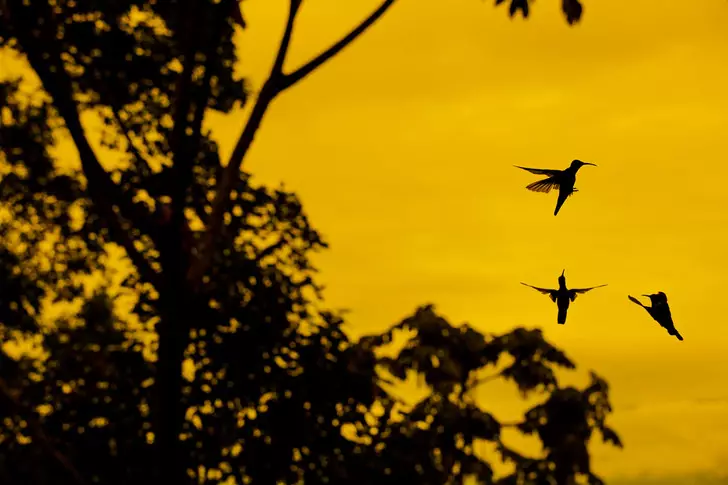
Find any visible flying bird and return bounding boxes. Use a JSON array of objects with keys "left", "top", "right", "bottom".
[
  {"left": 515, "top": 159, "right": 596, "bottom": 215},
  {"left": 521, "top": 270, "right": 607, "bottom": 324},
  {"left": 628, "top": 292, "right": 683, "bottom": 341}
]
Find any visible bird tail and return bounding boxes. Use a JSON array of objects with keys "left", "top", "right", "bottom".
[
  {"left": 673, "top": 330, "right": 684, "bottom": 341},
  {"left": 557, "top": 307, "right": 567, "bottom": 324},
  {"left": 554, "top": 191, "right": 569, "bottom": 216}
]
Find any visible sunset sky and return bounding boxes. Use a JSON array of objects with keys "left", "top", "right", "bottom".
[
  {"left": 210, "top": 0, "right": 728, "bottom": 482},
  {"left": 3, "top": 0, "right": 728, "bottom": 483}
]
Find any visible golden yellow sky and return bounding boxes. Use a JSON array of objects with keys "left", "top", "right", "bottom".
[
  {"left": 208, "top": 0, "right": 728, "bottom": 482},
  {"left": 3, "top": 0, "right": 728, "bottom": 482}
]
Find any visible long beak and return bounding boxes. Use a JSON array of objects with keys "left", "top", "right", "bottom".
[
  {"left": 583, "top": 162, "right": 597, "bottom": 167},
  {"left": 561, "top": 269, "right": 565, "bottom": 276},
  {"left": 641, "top": 294, "right": 652, "bottom": 297}
]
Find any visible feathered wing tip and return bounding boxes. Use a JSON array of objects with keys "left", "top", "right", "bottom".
[
  {"left": 514, "top": 165, "right": 561, "bottom": 176},
  {"left": 526, "top": 178, "right": 559, "bottom": 193},
  {"left": 521, "top": 283, "right": 558, "bottom": 302}
]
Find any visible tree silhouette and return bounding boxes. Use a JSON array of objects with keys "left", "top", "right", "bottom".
[{"left": 0, "top": 1, "right": 619, "bottom": 484}]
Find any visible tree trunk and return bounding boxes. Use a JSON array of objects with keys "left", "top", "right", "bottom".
[
  {"left": 155, "top": 227, "right": 197, "bottom": 484},
  {"left": 155, "top": 303, "right": 189, "bottom": 484}
]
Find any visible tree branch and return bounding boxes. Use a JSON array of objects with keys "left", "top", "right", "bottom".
[
  {"left": 281, "top": 0, "right": 396, "bottom": 91},
  {"left": 150, "top": 4, "right": 224, "bottom": 485},
  {"left": 94, "top": 70, "right": 155, "bottom": 178},
  {"left": 273, "top": 0, "right": 302, "bottom": 74},
  {"left": 499, "top": 421, "right": 524, "bottom": 428},
  {"left": 188, "top": 0, "right": 397, "bottom": 287},
  {"left": 458, "top": 370, "right": 504, "bottom": 402},
  {"left": 187, "top": 0, "right": 302, "bottom": 287},
  {"left": 6, "top": 3, "right": 161, "bottom": 289},
  {"left": 110, "top": 107, "right": 153, "bottom": 180},
  {"left": 33, "top": 58, "right": 161, "bottom": 288},
  {"left": 167, "top": 0, "right": 206, "bottom": 175},
  {"left": 104, "top": 208, "right": 162, "bottom": 289},
  {"left": 164, "top": 0, "right": 233, "bottom": 268}
]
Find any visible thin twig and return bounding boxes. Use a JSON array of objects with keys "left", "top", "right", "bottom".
[
  {"left": 188, "top": 0, "right": 399, "bottom": 286},
  {"left": 186, "top": 0, "right": 302, "bottom": 286},
  {"left": 110, "top": 107, "right": 153, "bottom": 179},
  {"left": 281, "top": 0, "right": 396, "bottom": 90}
]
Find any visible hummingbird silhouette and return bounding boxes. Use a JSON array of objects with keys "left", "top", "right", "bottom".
[
  {"left": 628, "top": 292, "right": 683, "bottom": 341},
  {"left": 521, "top": 270, "right": 607, "bottom": 324},
  {"left": 515, "top": 159, "right": 596, "bottom": 215}
]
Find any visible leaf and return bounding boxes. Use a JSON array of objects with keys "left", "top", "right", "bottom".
[
  {"left": 509, "top": 0, "right": 529, "bottom": 18},
  {"left": 466, "top": 407, "right": 502, "bottom": 441},
  {"left": 562, "top": 0, "right": 584, "bottom": 24},
  {"left": 600, "top": 425, "right": 623, "bottom": 448},
  {"left": 500, "top": 359, "right": 558, "bottom": 394},
  {"left": 588, "top": 472, "right": 606, "bottom": 485},
  {"left": 378, "top": 356, "right": 407, "bottom": 380},
  {"left": 461, "top": 455, "right": 494, "bottom": 483}
]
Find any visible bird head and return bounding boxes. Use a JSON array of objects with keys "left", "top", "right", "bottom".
[
  {"left": 642, "top": 292, "right": 668, "bottom": 305},
  {"left": 558, "top": 269, "right": 566, "bottom": 284},
  {"left": 571, "top": 159, "right": 596, "bottom": 170}
]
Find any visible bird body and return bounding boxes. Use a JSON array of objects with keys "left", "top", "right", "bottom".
[
  {"left": 628, "top": 292, "right": 683, "bottom": 341},
  {"left": 515, "top": 159, "right": 596, "bottom": 215},
  {"left": 521, "top": 270, "right": 606, "bottom": 324}
]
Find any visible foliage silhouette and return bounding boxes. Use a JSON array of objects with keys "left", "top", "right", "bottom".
[{"left": 1, "top": 0, "right": 617, "bottom": 484}]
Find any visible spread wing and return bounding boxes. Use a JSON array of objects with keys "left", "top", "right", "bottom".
[
  {"left": 526, "top": 177, "right": 560, "bottom": 194},
  {"left": 514, "top": 166, "right": 562, "bottom": 176},
  {"left": 569, "top": 284, "right": 607, "bottom": 301},
  {"left": 514, "top": 167, "right": 563, "bottom": 194},
  {"left": 521, "top": 283, "right": 558, "bottom": 302}
]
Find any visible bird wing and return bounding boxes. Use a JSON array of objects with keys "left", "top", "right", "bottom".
[
  {"left": 568, "top": 284, "right": 607, "bottom": 301},
  {"left": 521, "top": 283, "right": 558, "bottom": 302},
  {"left": 514, "top": 166, "right": 562, "bottom": 176},
  {"left": 526, "top": 177, "right": 560, "bottom": 194}
]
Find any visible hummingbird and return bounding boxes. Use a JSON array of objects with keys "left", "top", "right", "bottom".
[
  {"left": 628, "top": 292, "right": 683, "bottom": 341},
  {"left": 515, "top": 159, "right": 597, "bottom": 215},
  {"left": 521, "top": 270, "right": 607, "bottom": 324}
]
